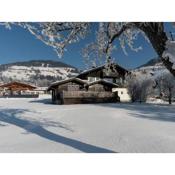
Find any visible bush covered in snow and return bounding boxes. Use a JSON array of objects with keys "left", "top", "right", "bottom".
[{"left": 126, "top": 75, "right": 153, "bottom": 103}]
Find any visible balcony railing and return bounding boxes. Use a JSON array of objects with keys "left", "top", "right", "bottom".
[{"left": 62, "top": 90, "right": 116, "bottom": 98}]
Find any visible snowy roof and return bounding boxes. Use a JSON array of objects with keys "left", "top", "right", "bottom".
[
  {"left": 47, "top": 77, "right": 87, "bottom": 91},
  {"left": 0, "top": 81, "right": 37, "bottom": 89},
  {"left": 77, "top": 63, "right": 128, "bottom": 79}
]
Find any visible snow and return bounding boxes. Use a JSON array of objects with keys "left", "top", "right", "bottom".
[
  {"left": 146, "top": 98, "right": 174, "bottom": 104},
  {"left": 0, "top": 95, "right": 175, "bottom": 153},
  {"left": 162, "top": 40, "right": 175, "bottom": 69},
  {"left": 1, "top": 66, "right": 78, "bottom": 81}
]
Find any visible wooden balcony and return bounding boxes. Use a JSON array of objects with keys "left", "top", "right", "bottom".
[{"left": 53, "top": 90, "right": 119, "bottom": 104}]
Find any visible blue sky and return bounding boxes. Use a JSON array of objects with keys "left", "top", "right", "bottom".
[{"left": 0, "top": 23, "right": 173, "bottom": 69}]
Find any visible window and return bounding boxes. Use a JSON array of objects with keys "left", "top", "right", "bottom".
[
  {"left": 88, "top": 77, "right": 95, "bottom": 82},
  {"left": 95, "top": 77, "right": 101, "bottom": 81},
  {"left": 121, "top": 91, "right": 123, "bottom": 94}
]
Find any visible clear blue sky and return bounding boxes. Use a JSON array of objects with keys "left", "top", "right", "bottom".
[{"left": 0, "top": 22, "right": 173, "bottom": 70}]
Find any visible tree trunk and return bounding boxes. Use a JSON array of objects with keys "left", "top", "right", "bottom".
[
  {"left": 134, "top": 22, "right": 175, "bottom": 77},
  {"left": 168, "top": 88, "right": 172, "bottom": 104}
]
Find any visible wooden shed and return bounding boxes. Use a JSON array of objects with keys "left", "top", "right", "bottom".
[
  {"left": 48, "top": 78, "right": 119, "bottom": 104},
  {"left": 47, "top": 78, "right": 87, "bottom": 104}
]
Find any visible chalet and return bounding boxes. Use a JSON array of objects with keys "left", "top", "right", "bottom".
[
  {"left": 48, "top": 63, "right": 131, "bottom": 104},
  {"left": 47, "top": 78, "right": 119, "bottom": 104},
  {"left": 0, "top": 81, "right": 38, "bottom": 98},
  {"left": 77, "top": 63, "right": 131, "bottom": 102}
]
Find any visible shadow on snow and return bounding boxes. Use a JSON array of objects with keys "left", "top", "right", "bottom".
[
  {"left": 94, "top": 103, "right": 175, "bottom": 123},
  {"left": 29, "top": 98, "right": 53, "bottom": 105},
  {"left": 0, "top": 108, "right": 115, "bottom": 153}
]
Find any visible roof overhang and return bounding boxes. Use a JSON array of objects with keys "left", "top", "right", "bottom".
[
  {"left": 47, "top": 78, "right": 87, "bottom": 91},
  {"left": 86, "top": 79, "right": 119, "bottom": 88}
]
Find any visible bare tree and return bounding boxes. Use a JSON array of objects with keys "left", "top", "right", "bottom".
[
  {"left": 127, "top": 78, "right": 140, "bottom": 102},
  {"left": 83, "top": 22, "right": 175, "bottom": 77},
  {"left": 155, "top": 73, "right": 175, "bottom": 104},
  {"left": 126, "top": 75, "right": 152, "bottom": 103}
]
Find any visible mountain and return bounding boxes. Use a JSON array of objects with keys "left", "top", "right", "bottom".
[
  {"left": 132, "top": 57, "right": 169, "bottom": 79},
  {"left": 137, "top": 57, "right": 162, "bottom": 68},
  {"left": 0, "top": 60, "right": 79, "bottom": 86}
]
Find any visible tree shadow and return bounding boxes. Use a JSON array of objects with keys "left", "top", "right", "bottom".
[
  {"left": 29, "top": 98, "right": 53, "bottom": 105},
  {"left": 93, "top": 103, "right": 175, "bottom": 123},
  {"left": 22, "top": 117, "right": 75, "bottom": 133},
  {"left": 0, "top": 108, "right": 115, "bottom": 153}
]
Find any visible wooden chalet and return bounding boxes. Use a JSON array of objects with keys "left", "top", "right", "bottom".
[
  {"left": 48, "top": 78, "right": 119, "bottom": 104},
  {"left": 0, "top": 81, "right": 38, "bottom": 98},
  {"left": 47, "top": 63, "right": 129, "bottom": 104}
]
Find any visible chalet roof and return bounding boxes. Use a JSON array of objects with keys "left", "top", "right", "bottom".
[
  {"left": 47, "top": 77, "right": 87, "bottom": 91},
  {"left": 86, "top": 79, "right": 119, "bottom": 88},
  {"left": 0, "top": 81, "right": 37, "bottom": 89},
  {"left": 77, "top": 63, "right": 129, "bottom": 79}
]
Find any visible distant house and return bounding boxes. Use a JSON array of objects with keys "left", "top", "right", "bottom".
[{"left": 0, "top": 81, "right": 38, "bottom": 98}]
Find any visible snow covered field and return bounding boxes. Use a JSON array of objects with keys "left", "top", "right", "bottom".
[{"left": 0, "top": 95, "right": 175, "bottom": 153}]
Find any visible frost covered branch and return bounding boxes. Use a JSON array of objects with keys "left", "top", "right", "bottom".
[
  {"left": 83, "top": 22, "right": 144, "bottom": 68},
  {"left": 83, "top": 22, "right": 175, "bottom": 77},
  {"left": 1, "top": 22, "right": 175, "bottom": 77},
  {"left": 0, "top": 22, "right": 90, "bottom": 57}
]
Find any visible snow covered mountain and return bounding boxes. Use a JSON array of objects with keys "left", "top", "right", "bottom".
[
  {"left": 132, "top": 57, "right": 169, "bottom": 79},
  {"left": 0, "top": 60, "right": 79, "bottom": 86},
  {"left": 0, "top": 58, "right": 171, "bottom": 87}
]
